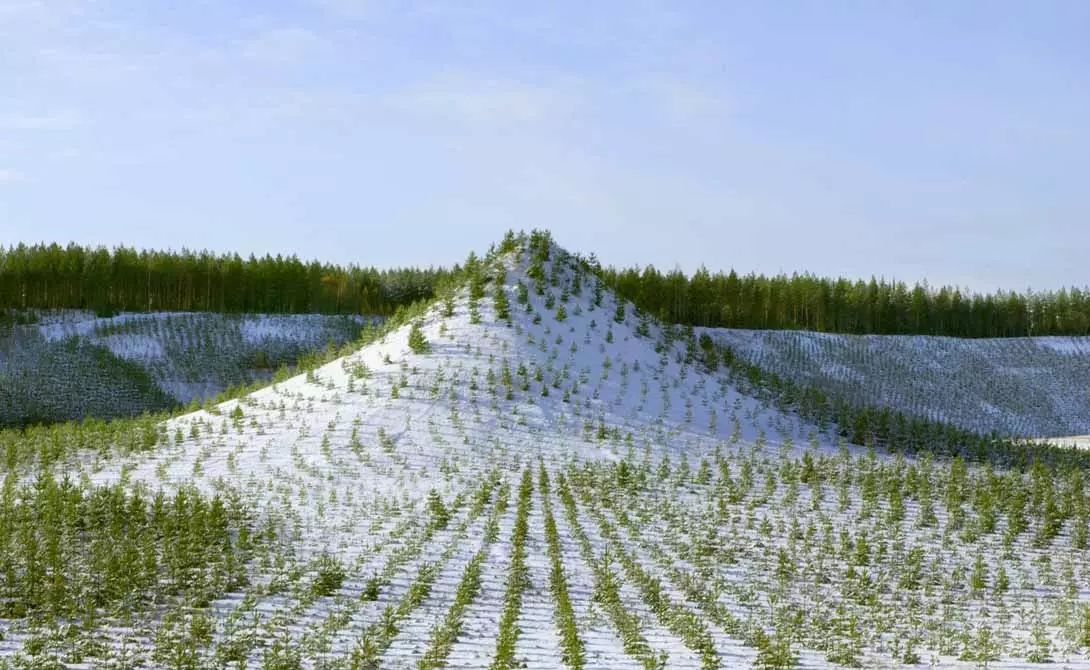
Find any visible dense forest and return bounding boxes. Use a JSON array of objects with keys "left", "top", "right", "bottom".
[
  {"left": 0, "top": 243, "right": 450, "bottom": 317},
  {"left": 3, "top": 237, "right": 1090, "bottom": 338},
  {"left": 598, "top": 265, "right": 1090, "bottom": 337}
]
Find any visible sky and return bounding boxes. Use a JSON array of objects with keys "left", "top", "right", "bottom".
[{"left": 1, "top": 1, "right": 1088, "bottom": 293}]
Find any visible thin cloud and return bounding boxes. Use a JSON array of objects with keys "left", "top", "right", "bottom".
[
  {"left": 0, "top": 110, "right": 83, "bottom": 130},
  {"left": 240, "top": 28, "right": 320, "bottom": 64},
  {"left": 628, "top": 76, "right": 730, "bottom": 126},
  {"left": 0, "top": 169, "right": 27, "bottom": 184},
  {"left": 310, "top": 0, "right": 370, "bottom": 21},
  {"left": 37, "top": 47, "right": 145, "bottom": 82},
  {"left": 392, "top": 77, "right": 577, "bottom": 127}
]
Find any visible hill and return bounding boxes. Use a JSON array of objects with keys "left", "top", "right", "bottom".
[
  {"left": 702, "top": 327, "right": 1090, "bottom": 438},
  {"left": 0, "top": 311, "right": 367, "bottom": 425},
  {"left": 3, "top": 231, "right": 1090, "bottom": 668}
]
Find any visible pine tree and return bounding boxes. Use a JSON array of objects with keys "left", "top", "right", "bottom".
[
  {"left": 970, "top": 553, "right": 988, "bottom": 594},
  {"left": 1079, "top": 603, "right": 1090, "bottom": 649},
  {"left": 494, "top": 285, "right": 511, "bottom": 322},
  {"left": 994, "top": 563, "right": 1009, "bottom": 595},
  {"left": 752, "top": 629, "right": 799, "bottom": 669},
  {"left": 408, "top": 321, "right": 429, "bottom": 354},
  {"left": 1026, "top": 621, "right": 1052, "bottom": 663}
]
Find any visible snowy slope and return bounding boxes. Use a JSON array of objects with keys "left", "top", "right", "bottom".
[
  {"left": 6, "top": 235, "right": 1090, "bottom": 669},
  {"left": 701, "top": 327, "right": 1090, "bottom": 438},
  {"left": 0, "top": 311, "right": 367, "bottom": 424}
]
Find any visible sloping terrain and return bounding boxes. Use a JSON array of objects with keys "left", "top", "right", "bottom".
[
  {"left": 0, "top": 311, "right": 367, "bottom": 425},
  {"left": 4, "top": 234, "right": 1090, "bottom": 668},
  {"left": 701, "top": 327, "right": 1090, "bottom": 439},
  {"left": 0, "top": 334, "right": 177, "bottom": 425}
]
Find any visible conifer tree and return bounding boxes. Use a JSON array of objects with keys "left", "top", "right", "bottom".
[{"left": 408, "top": 321, "right": 429, "bottom": 354}]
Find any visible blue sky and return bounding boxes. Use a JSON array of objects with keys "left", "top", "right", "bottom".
[{"left": 1, "top": 1, "right": 1087, "bottom": 292}]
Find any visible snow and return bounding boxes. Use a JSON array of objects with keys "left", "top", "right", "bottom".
[
  {"left": 701, "top": 327, "right": 1090, "bottom": 438},
  {"left": 0, "top": 310, "right": 367, "bottom": 424}
]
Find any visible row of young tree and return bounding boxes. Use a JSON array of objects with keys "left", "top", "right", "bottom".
[
  {"left": 0, "top": 243, "right": 451, "bottom": 316},
  {"left": 5, "top": 235, "right": 1090, "bottom": 337}
]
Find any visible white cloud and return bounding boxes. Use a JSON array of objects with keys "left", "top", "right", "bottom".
[
  {"left": 310, "top": 0, "right": 370, "bottom": 20},
  {"left": 240, "top": 28, "right": 320, "bottom": 64},
  {"left": 392, "top": 77, "right": 577, "bottom": 127},
  {"left": 37, "top": 47, "right": 146, "bottom": 82},
  {"left": 628, "top": 76, "right": 730, "bottom": 126},
  {"left": 0, "top": 110, "right": 83, "bottom": 130},
  {"left": 0, "top": 169, "right": 27, "bottom": 184}
]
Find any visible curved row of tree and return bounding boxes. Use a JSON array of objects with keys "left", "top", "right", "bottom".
[
  {"left": 4, "top": 237, "right": 1090, "bottom": 338},
  {"left": 0, "top": 243, "right": 451, "bottom": 317}
]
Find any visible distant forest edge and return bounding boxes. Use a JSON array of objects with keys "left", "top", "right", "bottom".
[
  {"left": 3, "top": 238, "right": 1090, "bottom": 337},
  {"left": 0, "top": 243, "right": 452, "bottom": 317}
]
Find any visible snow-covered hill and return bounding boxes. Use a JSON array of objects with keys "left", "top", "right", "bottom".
[
  {"left": 0, "top": 311, "right": 366, "bottom": 425},
  {"left": 701, "top": 327, "right": 1090, "bottom": 438},
  {"left": 5, "top": 233, "right": 1090, "bottom": 668}
]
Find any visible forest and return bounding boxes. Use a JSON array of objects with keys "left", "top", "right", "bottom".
[
  {"left": 4, "top": 238, "right": 1090, "bottom": 338},
  {"left": 0, "top": 243, "right": 450, "bottom": 317},
  {"left": 597, "top": 263, "right": 1090, "bottom": 337}
]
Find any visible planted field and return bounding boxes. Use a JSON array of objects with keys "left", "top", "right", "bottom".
[
  {"left": 2, "top": 233, "right": 1089, "bottom": 668},
  {"left": 701, "top": 328, "right": 1090, "bottom": 439},
  {"left": 0, "top": 312, "right": 368, "bottom": 425}
]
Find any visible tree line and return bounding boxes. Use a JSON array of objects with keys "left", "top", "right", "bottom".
[
  {"left": 597, "top": 264, "right": 1090, "bottom": 338},
  {"left": 0, "top": 243, "right": 451, "bottom": 317},
  {"left": 5, "top": 236, "right": 1090, "bottom": 337}
]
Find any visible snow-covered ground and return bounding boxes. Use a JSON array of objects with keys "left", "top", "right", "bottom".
[
  {"left": 0, "top": 311, "right": 367, "bottom": 424},
  {"left": 3, "top": 236, "right": 1090, "bottom": 668},
  {"left": 700, "top": 327, "right": 1090, "bottom": 438}
]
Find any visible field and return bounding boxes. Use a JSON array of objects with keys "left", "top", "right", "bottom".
[
  {"left": 701, "top": 328, "right": 1090, "bottom": 439},
  {"left": 2, "top": 235, "right": 1090, "bottom": 668},
  {"left": 0, "top": 311, "right": 367, "bottom": 425}
]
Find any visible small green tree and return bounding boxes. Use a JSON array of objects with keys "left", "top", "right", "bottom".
[
  {"left": 494, "top": 285, "right": 511, "bottom": 321},
  {"left": 1026, "top": 621, "right": 1052, "bottom": 663},
  {"left": 752, "top": 629, "right": 799, "bottom": 669},
  {"left": 1079, "top": 603, "right": 1090, "bottom": 649},
  {"left": 970, "top": 553, "right": 988, "bottom": 594},
  {"left": 311, "top": 554, "right": 346, "bottom": 597},
  {"left": 994, "top": 563, "right": 1009, "bottom": 595},
  {"left": 961, "top": 623, "right": 999, "bottom": 667},
  {"left": 426, "top": 490, "right": 450, "bottom": 530},
  {"left": 408, "top": 321, "right": 429, "bottom": 354}
]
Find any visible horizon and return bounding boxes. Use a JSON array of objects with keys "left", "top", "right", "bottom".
[
  {"left": 5, "top": 233, "right": 1090, "bottom": 298},
  {"left": 2, "top": 1, "right": 1087, "bottom": 293}
]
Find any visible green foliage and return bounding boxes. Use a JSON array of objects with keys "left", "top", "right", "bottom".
[
  {"left": 11, "top": 230, "right": 1090, "bottom": 338},
  {"left": 598, "top": 258, "right": 1090, "bottom": 337},
  {"left": 0, "top": 335, "right": 177, "bottom": 428},
  {"left": 538, "top": 466, "right": 585, "bottom": 669},
  {"left": 0, "top": 476, "right": 264, "bottom": 620},
  {"left": 751, "top": 629, "right": 799, "bottom": 670},
  {"left": 408, "top": 321, "right": 430, "bottom": 354},
  {"left": 311, "top": 553, "right": 347, "bottom": 597},
  {"left": 493, "top": 284, "right": 511, "bottom": 322},
  {"left": 492, "top": 469, "right": 533, "bottom": 669},
  {"left": 426, "top": 490, "right": 451, "bottom": 530},
  {"left": 0, "top": 242, "right": 449, "bottom": 315}
]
